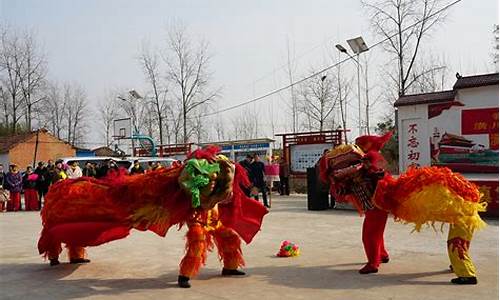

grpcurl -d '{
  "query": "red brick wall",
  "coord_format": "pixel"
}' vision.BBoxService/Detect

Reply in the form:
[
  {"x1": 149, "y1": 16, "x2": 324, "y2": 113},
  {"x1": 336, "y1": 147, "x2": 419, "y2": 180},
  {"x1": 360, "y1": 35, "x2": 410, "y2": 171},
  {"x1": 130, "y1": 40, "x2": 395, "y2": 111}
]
[{"x1": 8, "y1": 132, "x2": 76, "y2": 168}]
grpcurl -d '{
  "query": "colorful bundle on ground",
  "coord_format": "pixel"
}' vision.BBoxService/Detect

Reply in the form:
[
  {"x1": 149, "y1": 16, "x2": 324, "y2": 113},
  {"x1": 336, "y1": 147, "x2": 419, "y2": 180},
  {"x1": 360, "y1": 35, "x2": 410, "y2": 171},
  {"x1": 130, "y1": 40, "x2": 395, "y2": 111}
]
[{"x1": 276, "y1": 240, "x2": 300, "y2": 257}]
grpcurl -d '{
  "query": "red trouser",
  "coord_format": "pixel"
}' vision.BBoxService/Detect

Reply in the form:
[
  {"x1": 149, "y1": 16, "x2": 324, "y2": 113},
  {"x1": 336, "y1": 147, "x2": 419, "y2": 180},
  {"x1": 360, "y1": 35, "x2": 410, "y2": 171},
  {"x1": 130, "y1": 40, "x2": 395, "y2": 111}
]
[
  {"x1": 362, "y1": 207, "x2": 389, "y2": 268},
  {"x1": 7, "y1": 192, "x2": 21, "y2": 211},
  {"x1": 24, "y1": 189, "x2": 39, "y2": 211}
]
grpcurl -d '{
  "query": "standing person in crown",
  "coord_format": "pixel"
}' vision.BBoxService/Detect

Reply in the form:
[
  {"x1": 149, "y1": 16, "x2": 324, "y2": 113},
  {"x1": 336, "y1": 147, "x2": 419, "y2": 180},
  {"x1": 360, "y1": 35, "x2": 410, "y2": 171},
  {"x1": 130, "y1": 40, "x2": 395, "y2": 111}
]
[{"x1": 5, "y1": 164, "x2": 23, "y2": 211}]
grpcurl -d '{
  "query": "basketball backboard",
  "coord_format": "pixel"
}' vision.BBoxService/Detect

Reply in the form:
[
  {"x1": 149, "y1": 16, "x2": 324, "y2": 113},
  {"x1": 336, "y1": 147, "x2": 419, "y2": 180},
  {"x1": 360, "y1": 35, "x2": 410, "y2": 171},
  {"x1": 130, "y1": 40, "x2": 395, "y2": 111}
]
[{"x1": 113, "y1": 118, "x2": 132, "y2": 139}]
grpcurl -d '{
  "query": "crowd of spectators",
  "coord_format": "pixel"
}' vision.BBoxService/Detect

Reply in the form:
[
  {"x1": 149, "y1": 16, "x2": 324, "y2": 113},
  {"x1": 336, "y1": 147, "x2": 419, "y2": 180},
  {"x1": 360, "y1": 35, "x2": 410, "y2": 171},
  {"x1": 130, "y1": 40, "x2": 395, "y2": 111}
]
[{"x1": 0, "y1": 158, "x2": 168, "y2": 212}]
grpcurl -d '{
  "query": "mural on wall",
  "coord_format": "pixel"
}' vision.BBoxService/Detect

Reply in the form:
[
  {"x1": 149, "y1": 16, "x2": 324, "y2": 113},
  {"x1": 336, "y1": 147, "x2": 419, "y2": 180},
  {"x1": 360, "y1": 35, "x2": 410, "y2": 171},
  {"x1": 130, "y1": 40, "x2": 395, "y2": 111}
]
[{"x1": 428, "y1": 102, "x2": 499, "y2": 172}]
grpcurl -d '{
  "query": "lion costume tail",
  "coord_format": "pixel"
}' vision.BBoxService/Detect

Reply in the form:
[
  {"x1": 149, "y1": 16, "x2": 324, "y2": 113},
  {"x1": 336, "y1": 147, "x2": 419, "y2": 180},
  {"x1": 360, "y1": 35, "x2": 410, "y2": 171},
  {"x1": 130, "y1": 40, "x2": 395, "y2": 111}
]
[{"x1": 372, "y1": 166, "x2": 487, "y2": 232}]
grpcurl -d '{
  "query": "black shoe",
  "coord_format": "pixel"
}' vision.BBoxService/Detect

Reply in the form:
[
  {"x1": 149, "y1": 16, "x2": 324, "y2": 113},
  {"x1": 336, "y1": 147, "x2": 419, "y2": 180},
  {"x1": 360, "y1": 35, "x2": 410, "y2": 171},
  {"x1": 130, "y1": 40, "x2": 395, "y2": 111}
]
[
  {"x1": 178, "y1": 275, "x2": 191, "y2": 288},
  {"x1": 451, "y1": 277, "x2": 477, "y2": 285},
  {"x1": 449, "y1": 265, "x2": 453, "y2": 272},
  {"x1": 69, "y1": 258, "x2": 91, "y2": 264},
  {"x1": 359, "y1": 264, "x2": 378, "y2": 274},
  {"x1": 381, "y1": 257, "x2": 390, "y2": 263},
  {"x1": 49, "y1": 259, "x2": 60, "y2": 266},
  {"x1": 222, "y1": 268, "x2": 246, "y2": 276}
]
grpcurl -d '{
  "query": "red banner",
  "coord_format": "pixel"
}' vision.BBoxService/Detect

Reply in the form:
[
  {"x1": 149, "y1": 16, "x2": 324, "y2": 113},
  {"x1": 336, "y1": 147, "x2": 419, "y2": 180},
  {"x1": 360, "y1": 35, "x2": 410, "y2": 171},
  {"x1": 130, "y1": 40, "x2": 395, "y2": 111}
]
[{"x1": 461, "y1": 108, "x2": 499, "y2": 135}]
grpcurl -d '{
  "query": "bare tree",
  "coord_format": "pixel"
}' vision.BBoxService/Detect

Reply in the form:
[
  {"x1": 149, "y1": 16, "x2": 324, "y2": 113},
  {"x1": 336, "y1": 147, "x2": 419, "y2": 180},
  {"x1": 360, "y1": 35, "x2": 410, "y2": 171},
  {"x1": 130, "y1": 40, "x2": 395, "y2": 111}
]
[
  {"x1": 334, "y1": 62, "x2": 351, "y2": 141},
  {"x1": 285, "y1": 38, "x2": 299, "y2": 133},
  {"x1": 40, "y1": 81, "x2": 66, "y2": 139},
  {"x1": 165, "y1": 24, "x2": 219, "y2": 143},
  {"x1": 64, "y1": 83, "x2": 88, "y2": 146},
  {"x1": 213, "y1": 114, "x2": 226, "y2": 141},
  {"x1": 363, "y1": 0, "x2": 447, "y2": 98},
  {"x1": 231, "y1": 109, "x2": 259, "y2": 140},
  {"x1": 98, "y1": 91, "x2": 120, "y2": 146},
  {"x1": 492, "y1": 24, "x2": 499, "y2": 72},
  {"x1": 16, "y1": 31, "x2": 47, "y2": 131},
  {"x1": 0, "y1": 85, "x2": 9, "y2": 125},
  {"x1": 0, "y1": 26, "x2": 47, "y2": 133},
  {"x1": 0, "y1": 27, "x2": 24, "y2": 133},
  {"x1": 299, "y1": 73, "x2": 338, "y2": 132},
  {"x1": 407, "y1": 55, "x2": 448, "y2": 93},
  {"x1": 139, "y1": 42, "x2": 170, "y2": 145},
  {"x1": 117, "y1": 91, "x2": 147, "y2": 137},
  {"x1": 191, "y1": 106, "x2": 210, "y2": 144},
  {"x1": 169, "y1": 104, "x2": 183, "y2": 143}
]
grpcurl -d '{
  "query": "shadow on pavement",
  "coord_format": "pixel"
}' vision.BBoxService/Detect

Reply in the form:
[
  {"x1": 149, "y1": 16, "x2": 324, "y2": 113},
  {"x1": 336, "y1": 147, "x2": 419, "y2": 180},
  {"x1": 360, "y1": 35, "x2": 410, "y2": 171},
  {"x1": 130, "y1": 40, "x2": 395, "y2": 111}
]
[
  {"x1": 246, "y1": 264, "x2": 453, "y2": 289},
  {"x1": 0, "y1": 262, "x2": 181, "y2": 299}
]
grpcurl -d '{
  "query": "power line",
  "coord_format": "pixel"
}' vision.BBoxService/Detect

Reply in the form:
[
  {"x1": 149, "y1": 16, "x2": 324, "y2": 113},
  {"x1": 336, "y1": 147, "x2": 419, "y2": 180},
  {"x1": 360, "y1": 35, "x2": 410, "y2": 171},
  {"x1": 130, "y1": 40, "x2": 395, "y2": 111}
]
[{"x1": 195, "y1": 0, "x2": 463, "y2": 119}]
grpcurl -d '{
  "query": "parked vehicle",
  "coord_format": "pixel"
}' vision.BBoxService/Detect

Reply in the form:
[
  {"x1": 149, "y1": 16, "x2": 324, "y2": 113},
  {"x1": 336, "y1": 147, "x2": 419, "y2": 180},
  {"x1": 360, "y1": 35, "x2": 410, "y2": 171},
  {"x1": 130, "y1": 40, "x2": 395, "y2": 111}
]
[
  {"x1": 59, "y1": 157, "x2": 129, "y2": 168},
  {"x1": 123, "y1": 157, "x2": 178, "y2": 172}
]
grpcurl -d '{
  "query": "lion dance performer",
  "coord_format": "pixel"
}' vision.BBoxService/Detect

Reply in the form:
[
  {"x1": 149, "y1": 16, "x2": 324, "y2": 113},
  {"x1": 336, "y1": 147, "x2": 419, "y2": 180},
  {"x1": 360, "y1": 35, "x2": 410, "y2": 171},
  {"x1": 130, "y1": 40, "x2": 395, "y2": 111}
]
[
  {"x1": 38, "y1": 146, "x2": 268, "y2": 288},
  {"x1": 320, "y1": 132, "x2": 486, "y2": 284}
]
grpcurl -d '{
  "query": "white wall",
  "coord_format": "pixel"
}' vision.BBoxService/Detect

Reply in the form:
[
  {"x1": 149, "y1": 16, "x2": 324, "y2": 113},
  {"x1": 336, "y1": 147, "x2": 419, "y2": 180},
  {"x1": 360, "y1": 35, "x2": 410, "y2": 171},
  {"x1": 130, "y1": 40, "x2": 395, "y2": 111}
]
[
  {"x1": 457, "y1": 85, "x2": 498, "y2": 108},
  {"x1": 397, "y1": 104, "x2": 430, "y2": 172},
  {"x1": 0, "y1": 153, "x2": 9, "y2": 169},
  {"x1": 397, "y1": 84, "x2": 499, "y2": 173}
]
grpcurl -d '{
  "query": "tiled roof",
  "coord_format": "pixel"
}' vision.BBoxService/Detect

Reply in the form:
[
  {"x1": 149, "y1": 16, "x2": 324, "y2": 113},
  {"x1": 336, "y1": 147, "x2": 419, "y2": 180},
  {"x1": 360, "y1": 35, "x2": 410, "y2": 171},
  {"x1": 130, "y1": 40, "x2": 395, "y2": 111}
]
[
  {"x1": 453, "y1": 73, "x2": 499, "y2": 89},
  {"x1": 92, "y1": 146, "x2": 121, "y2": 157},
  {"x1": 0, "y1": 129, "x2": 74, "y2": 153},
  {"x1": 394, "y1": 90, "x2": 456, "y2": 107},
  {"x1": 0, "y1": 131, "x2": 35, "y2": 153}
]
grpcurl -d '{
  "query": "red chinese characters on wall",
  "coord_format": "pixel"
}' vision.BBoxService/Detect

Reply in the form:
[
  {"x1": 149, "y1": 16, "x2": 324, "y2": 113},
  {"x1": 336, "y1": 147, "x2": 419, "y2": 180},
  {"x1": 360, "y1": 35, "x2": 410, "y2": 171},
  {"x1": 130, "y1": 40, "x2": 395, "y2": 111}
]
[
  {"x1": 407, "y1": 123, "x2": 421, "y2": 167},
  {"x1": 461, "y1": 108, "x2": 499, "y2": 150}
]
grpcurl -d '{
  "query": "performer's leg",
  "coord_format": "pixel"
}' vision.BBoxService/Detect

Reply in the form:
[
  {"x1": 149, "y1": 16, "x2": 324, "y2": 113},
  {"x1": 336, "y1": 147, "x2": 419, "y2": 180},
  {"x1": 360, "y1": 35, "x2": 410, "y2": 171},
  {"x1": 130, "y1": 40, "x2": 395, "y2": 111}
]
[
  {"x1": 178, "y1": 223, "x2": 209, "y2": 288},
  {"x1": 448, "y1": 224, "x2": 477, "y2": 284},
  {"x1": 380, "y1": 237, "x2": 390, "y2": 263},
  {"x1": 212, "y1": 226, "x2": 245, "y2": 275},
  {"x1": 67, "y1": 245, "x2": 90, "y2": 264},
  {"x1": 261, "y1": 184, "x2": 269, "y2": 207},
  {"x1": 47, "y1": 243, "x2": 63, "y2": 266},
  {"x1": 360, "y1": 207, "x2": 389, "y2": 274},
  {"x1": 380, "y1": 221, "x2": 390, "y2": 263}
]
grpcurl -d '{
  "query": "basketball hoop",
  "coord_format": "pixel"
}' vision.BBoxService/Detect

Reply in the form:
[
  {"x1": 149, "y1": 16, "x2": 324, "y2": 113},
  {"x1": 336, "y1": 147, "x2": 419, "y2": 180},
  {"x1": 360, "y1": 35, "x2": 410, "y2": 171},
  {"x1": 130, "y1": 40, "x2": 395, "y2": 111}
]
[{"x1": 113, "y1": 118, "x2": 132, "y2": 140}]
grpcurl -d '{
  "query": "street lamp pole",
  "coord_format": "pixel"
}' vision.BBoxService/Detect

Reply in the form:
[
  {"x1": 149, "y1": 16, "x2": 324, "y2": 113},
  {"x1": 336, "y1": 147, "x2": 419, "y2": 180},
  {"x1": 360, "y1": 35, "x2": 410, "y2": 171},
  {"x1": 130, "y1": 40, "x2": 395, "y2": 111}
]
[
  {"x1": 117, "y1": 90, "x2": 143, "y2": 156},
  {"x1": 355, "y1": 52, "x2": 361, "y2": 137},
  {"x1": 336, "y1": 36, "x2": 369, "y2": 137}
]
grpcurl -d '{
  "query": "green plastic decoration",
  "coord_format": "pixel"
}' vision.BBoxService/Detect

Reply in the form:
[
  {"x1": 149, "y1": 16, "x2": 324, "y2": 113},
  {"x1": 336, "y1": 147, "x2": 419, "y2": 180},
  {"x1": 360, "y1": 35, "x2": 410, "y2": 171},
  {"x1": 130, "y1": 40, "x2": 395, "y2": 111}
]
[{"x1": 181, "y1": 159, "x2": 220, "y2": 208}]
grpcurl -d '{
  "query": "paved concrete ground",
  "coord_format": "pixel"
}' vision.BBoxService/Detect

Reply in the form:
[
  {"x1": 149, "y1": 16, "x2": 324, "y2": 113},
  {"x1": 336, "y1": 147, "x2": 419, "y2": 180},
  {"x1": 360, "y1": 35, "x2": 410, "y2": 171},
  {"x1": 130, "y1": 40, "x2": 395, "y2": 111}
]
[{"x1": 0, "y1": 195, "x2": 498, "y2": 300}]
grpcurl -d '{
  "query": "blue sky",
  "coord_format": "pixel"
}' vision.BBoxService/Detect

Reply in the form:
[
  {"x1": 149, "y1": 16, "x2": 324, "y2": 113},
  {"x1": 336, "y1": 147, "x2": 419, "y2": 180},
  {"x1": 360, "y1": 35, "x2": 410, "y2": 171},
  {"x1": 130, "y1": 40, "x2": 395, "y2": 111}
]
[{"x1": 1, "y1": 0, "x2": 498, "y2": 145}]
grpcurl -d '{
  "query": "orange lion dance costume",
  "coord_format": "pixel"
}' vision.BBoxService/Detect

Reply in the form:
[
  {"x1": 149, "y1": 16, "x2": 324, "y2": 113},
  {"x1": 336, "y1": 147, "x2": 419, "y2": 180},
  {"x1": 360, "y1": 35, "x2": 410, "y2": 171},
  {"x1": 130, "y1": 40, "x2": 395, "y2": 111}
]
[
  {"x1": 320, "y1": 132, "x2": 486, "y2": 284},
  {"x1": 38, "y1": 146, "x2": 268, "y2": 288}
]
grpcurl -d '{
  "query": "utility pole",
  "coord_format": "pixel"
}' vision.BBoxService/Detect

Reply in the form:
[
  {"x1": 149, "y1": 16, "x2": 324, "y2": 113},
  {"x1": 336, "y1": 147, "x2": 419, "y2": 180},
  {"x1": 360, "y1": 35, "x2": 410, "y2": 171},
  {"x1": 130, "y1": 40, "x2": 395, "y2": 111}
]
[{"x1": 33, "y1": 129, "x2": 40, "y2": 167}]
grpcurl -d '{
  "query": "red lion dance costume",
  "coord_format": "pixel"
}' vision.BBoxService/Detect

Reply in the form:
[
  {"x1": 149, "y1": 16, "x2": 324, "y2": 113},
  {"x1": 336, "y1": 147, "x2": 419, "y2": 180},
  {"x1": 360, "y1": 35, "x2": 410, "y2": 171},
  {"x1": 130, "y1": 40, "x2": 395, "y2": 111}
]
[
  {"x1": 38, "y1": 146, "x2": 268, "y2": 288},
  {"x1": 320, "y1": 132, "x2": 486, "y2": 284}
]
